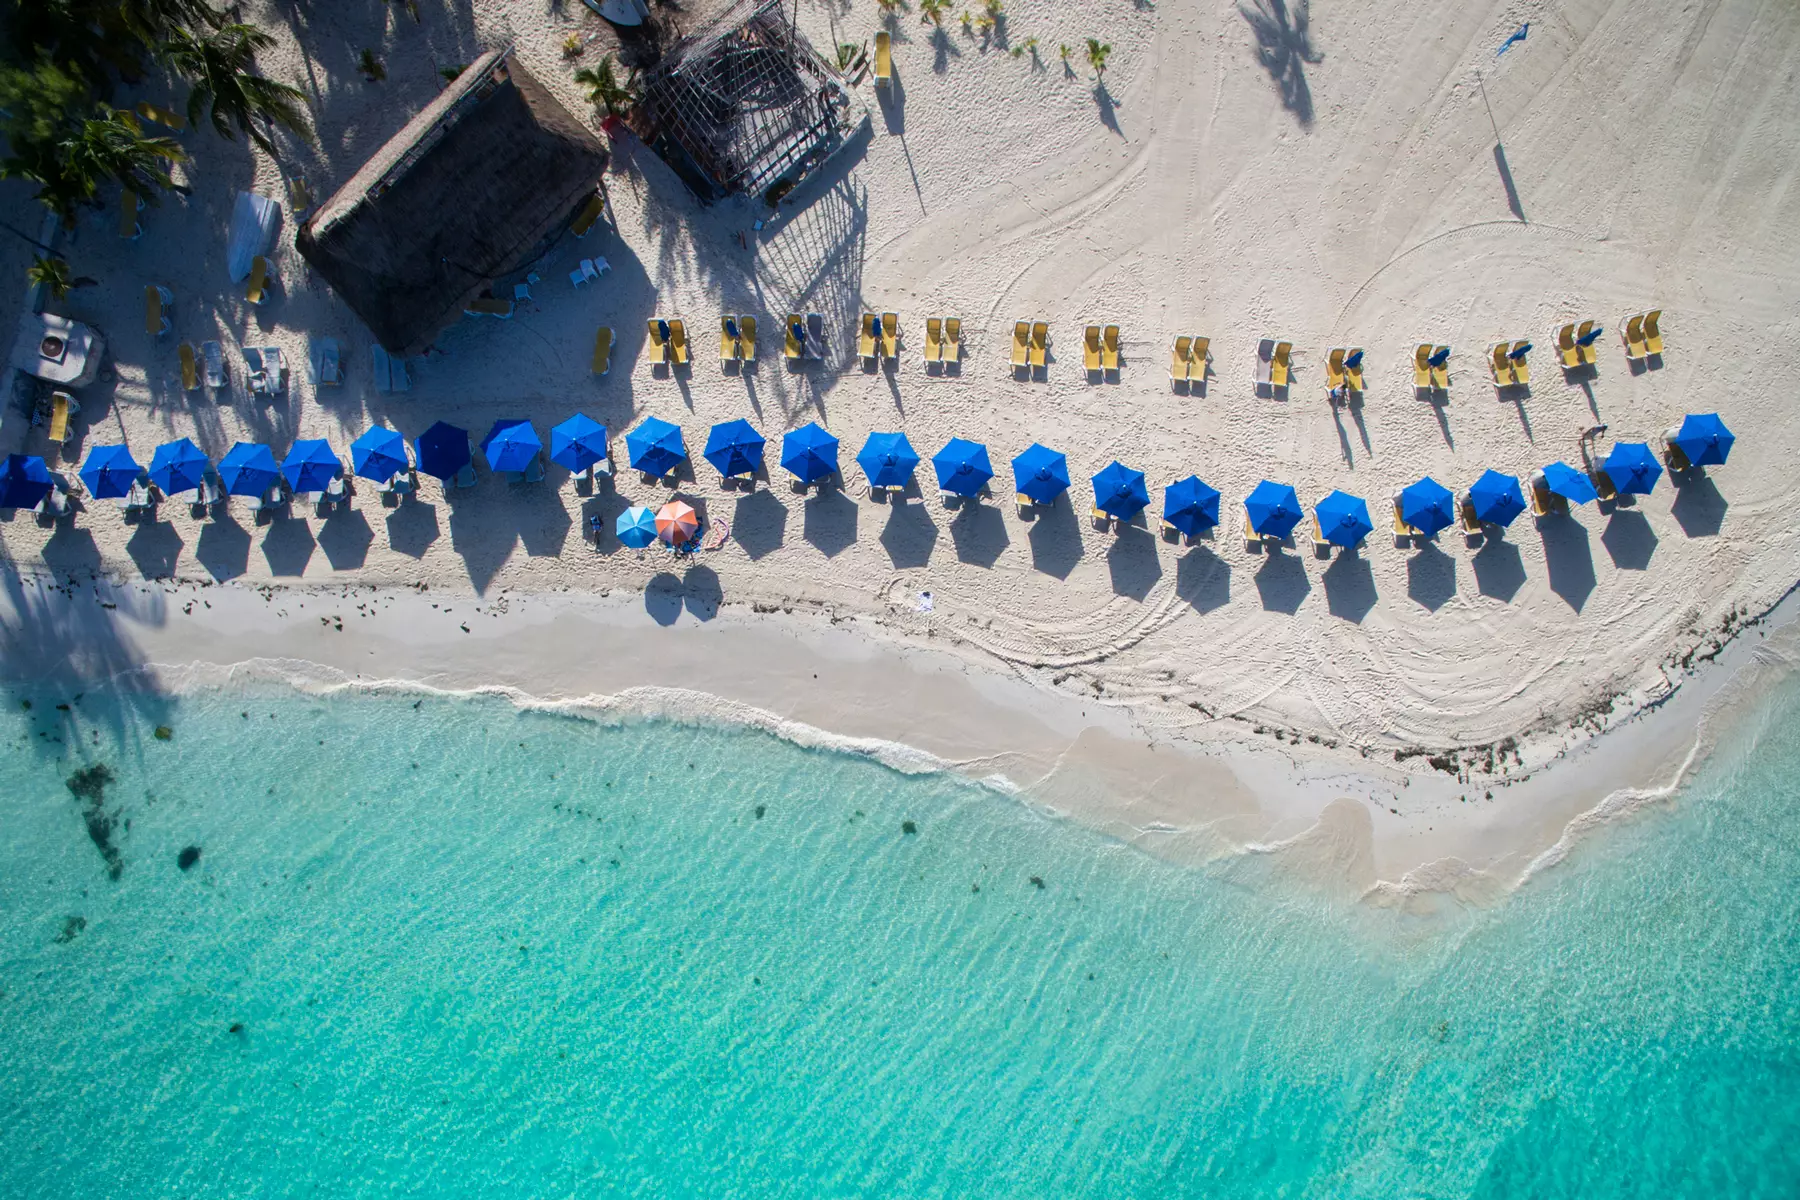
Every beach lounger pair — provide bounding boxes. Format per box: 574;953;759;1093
1413;344;1450;391
1254;339;1292;390
145;285;172;336
923;317;961;364
1170;336;1209;384
719;315;758;362
1621;310;1664;359
1489;340;1532;387
119;189;144;240
1556;321;1602;369
647;318;689;366
1082;325;1121;374
859;312;899;362
1324;347;1364;393
783;313;827;361
1010;321;1047;371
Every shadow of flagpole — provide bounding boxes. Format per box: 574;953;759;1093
1479;74;1525;221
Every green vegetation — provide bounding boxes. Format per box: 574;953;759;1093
161;24;309;153
919;0;952;27
574;55;640;117
27;254;95;300
1086;38;1111;78
358;48;387;82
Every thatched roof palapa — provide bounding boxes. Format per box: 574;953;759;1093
297;49;609;355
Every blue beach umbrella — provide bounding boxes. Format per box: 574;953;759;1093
1245;480;1303;539
1315;489;1373;547
1011;443;1070;504
703;419;766;478
626;416;687;477
148;437;208;496
416;421;472;481
1467;469;1526;527
780;422;839;484
549;414;609;473
1091;461;1149;519
1162;475;1220;536
857;432;921;489
351;427;409;483
1542;461;1598;505
933;438;993;497
282;439;341;494
1672;413;1734;467
615;505;657;548
1602;442;1662;496
217;443;278;497
482;419;542;473
1399;476;1457;538
79;445;142;500
0;454;53;509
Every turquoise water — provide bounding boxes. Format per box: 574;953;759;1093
0;682;1797;1198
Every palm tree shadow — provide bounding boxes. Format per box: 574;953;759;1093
1240;0;1321;128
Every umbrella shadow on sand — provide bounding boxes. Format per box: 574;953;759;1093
645;572;683;626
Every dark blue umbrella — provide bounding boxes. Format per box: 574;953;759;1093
933;438;993;497
218;443;279;497
148;438;208;496
703;419;765;478
1399;476;1457;538
1315;490;1373;547
1245;480;1302;539
482;419;542;473
1542;461;1598;505
1162;475;1220;536
1672;413;1733;467
351;427;409;483
416;421;472;481
781;422;839;484
857;432;920;488
550;414;608;473
1091;461;1149;519
1011;443;1069;504
0;454;53;509
626;416;687;477
1575;323;1605;346
282;439;341;494
616;506;657;548
1602;442;1662;495
1467;469;1526;526
79;445;142;500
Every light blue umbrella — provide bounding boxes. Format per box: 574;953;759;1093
626;417;687;477
148;438;208;496
1399;476;1456;538
282;439;341;494
1314;490;1373;547
416;422;471;480
703;419;765;478
80;445;142;500
550;414;609;473
1245;480;1302;539
1467;469;1525;526
780;422;839;484
857;432;920;488
218;442;279;497
482;419;541;473
1542;461;1598;505
351;427;409;483
1162;475;1220;536
933;438;993;497
1091;461;1149;519
1011;443;1069;504
1671;413;1733;467
0;455;53;509
616;505;657;548
1602;443;1662;496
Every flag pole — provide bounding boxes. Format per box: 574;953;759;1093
1478;74;1501;143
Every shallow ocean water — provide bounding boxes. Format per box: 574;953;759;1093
0;681;1796;1198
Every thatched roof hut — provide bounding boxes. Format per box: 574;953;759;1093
297;50;609;355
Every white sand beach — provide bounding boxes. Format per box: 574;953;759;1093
3;0;1799;893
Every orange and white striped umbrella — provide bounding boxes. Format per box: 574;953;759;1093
655;499;699;544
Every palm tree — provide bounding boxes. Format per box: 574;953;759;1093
573;56;640;118
27;255;96;300
160;22;310;154
1086;38;1112;78
2;105;185;225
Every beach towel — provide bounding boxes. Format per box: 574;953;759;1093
1497;23;1527;56
701;518;731;551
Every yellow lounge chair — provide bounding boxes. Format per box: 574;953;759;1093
246;254;269;305
592;326;613;375
1092;505;1112;529
669;319;689;364
179;343;198;391
1556;323;1580;369
1413;343;1433;389
1459;497;1483;538
1489;342;1516;386
1270;341;1290;388
47;392;74;444
1103;325;1121;371
1029;321;1048;369
784;314;804;360
1310;512;1333;554
1429;346;1449;389
465;297;512;316
1325;347;1345;389
860;313;880;359
1661;435;1691;471
720;316;740;361
739;316;756;362
145;285;169;336
646;319;669;365
1392;499;1420;540
874;30;892;86
881;311;899;359
1016;493;1034;513
286;176;312;212
1643;309;1663;355
1593;469;1617;502
1576;320;1600;366
924;317;942;363
1622;313;1647;359
119;189;142;239
1012;321;1031;369
1082;325;1101;371
943;317;961;362
1171;336;1192;381
1243;511;1262;550
571;193;605;237
1343;348;1364;391
1508;340;1530;385
1189;336;1209;383
136;101;186;130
